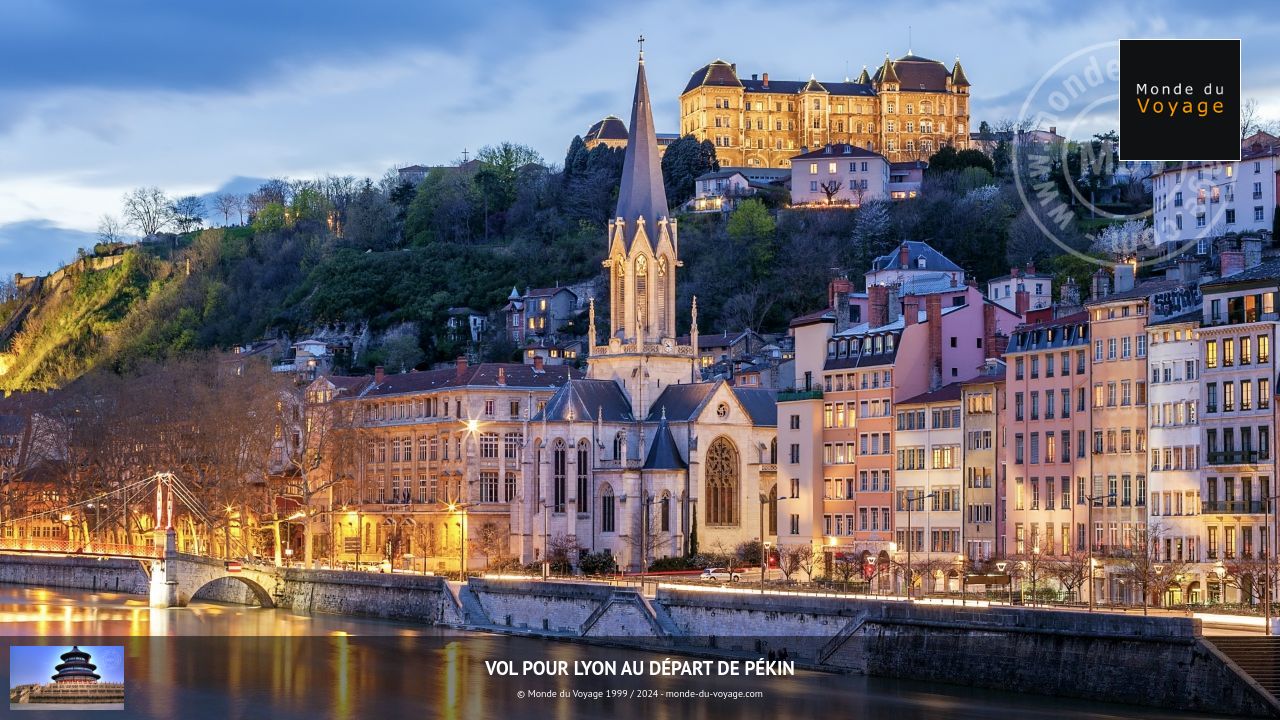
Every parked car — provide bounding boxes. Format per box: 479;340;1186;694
699;567;742;582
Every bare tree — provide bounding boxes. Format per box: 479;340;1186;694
1048;551;1091;603
470;520;508;569
282;380;362;568
1116;525;1190;613
96;215;126;245
819;179;843;204
170;195;206;234
213;194;242;226
122;187;174;238
777;543;812;583
1240;98;1280;142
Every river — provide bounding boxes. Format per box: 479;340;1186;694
0;585;1235;719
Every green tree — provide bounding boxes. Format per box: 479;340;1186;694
660;135;719;206
252;203;289;234
726;199;777;280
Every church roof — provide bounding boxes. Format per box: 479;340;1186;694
732;387;777;427
615;53;670;249
644;414;687;469
536;378;634;423
645;383;717;422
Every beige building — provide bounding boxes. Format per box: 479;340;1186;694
680;52;970;167
960;363;1004;563
313;361;577;572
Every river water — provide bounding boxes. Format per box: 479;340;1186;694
0;585;1234;719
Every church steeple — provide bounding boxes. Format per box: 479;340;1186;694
615;39;669;240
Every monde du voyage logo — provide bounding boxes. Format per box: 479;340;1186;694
1120;39;1240;162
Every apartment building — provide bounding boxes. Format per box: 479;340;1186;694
1198;260;1280;602
1145;308;1204;604
895;383;966;591
1002;311;1092;567
960;361;1005;563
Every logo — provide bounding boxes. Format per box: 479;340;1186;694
1120;39;1240;162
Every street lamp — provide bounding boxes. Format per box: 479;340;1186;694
996;560;1011;604
759;493;772;595
1085;491;1117;612
904;491;936;600
447;502;473;580
1214;561;1227;606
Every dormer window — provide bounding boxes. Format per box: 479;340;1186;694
916;256;926;269
874;336;883;354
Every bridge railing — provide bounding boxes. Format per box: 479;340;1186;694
0;537;162;559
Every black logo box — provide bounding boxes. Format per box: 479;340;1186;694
1119;39;1240;162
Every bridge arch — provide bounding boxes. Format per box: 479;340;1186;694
187;575;276;608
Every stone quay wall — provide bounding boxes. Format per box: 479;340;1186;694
1;556;1274;717
0;554;149;594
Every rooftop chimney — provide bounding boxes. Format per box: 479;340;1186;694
374;365;384;384
982;301;997;359
925;295;943;390
1026;261;1036;275
1113;263;1135;293
1219;250;1245;278
752;73;758;80
886;284;902;324
903;295;920;326
455;356;468;378
1015;289;1030;317
497;367;506;386
868;285;889;327
898;242;910;269
762;72;769;88
1090;269;1111;301
1178;257;1201;284
533;355;545;372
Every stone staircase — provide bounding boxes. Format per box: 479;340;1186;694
455;583;491;626
816;611;868;664
643;596;681;636
1207;637;1280;700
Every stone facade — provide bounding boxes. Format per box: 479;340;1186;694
680;53;971;167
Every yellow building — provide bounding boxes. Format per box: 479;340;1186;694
679;52;970;167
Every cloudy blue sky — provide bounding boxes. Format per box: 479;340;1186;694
2;0;1278;276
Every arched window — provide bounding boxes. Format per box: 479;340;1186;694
613;254;626;336
614;431;626;461
576;440;590;513
552;439;567;513
601;484;616;533
660;492;671;532
635;255;649;336
770;437;778;464
706;437;740;525
656;256;669;338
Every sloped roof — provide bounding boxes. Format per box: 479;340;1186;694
536;379;634;423
362;363;578;398
732;387;777;427
870;241;962;273
873;53;953;91
646;383;717;422
951;59;970;87
644;415;687;469
525;286;576;299
1202;258;1280;290
791;144;888;161
898;382;965;406
683;60;744;93
585;115;628;142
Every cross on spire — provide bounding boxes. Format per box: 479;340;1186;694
638;34;645;62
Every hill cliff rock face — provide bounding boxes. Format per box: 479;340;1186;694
0;252;158;393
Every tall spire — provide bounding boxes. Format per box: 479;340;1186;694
615;37;669;239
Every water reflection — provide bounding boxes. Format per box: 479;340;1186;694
0;585;1232;720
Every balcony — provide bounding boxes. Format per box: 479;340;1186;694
1202;500;1265;514
778;389;823;402
1207;450;1262;466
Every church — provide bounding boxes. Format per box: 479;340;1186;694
516;45;778;571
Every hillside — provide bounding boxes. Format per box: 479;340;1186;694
0;139;1125;394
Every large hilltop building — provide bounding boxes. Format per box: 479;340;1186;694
680;52;971;167
521;47;778;571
